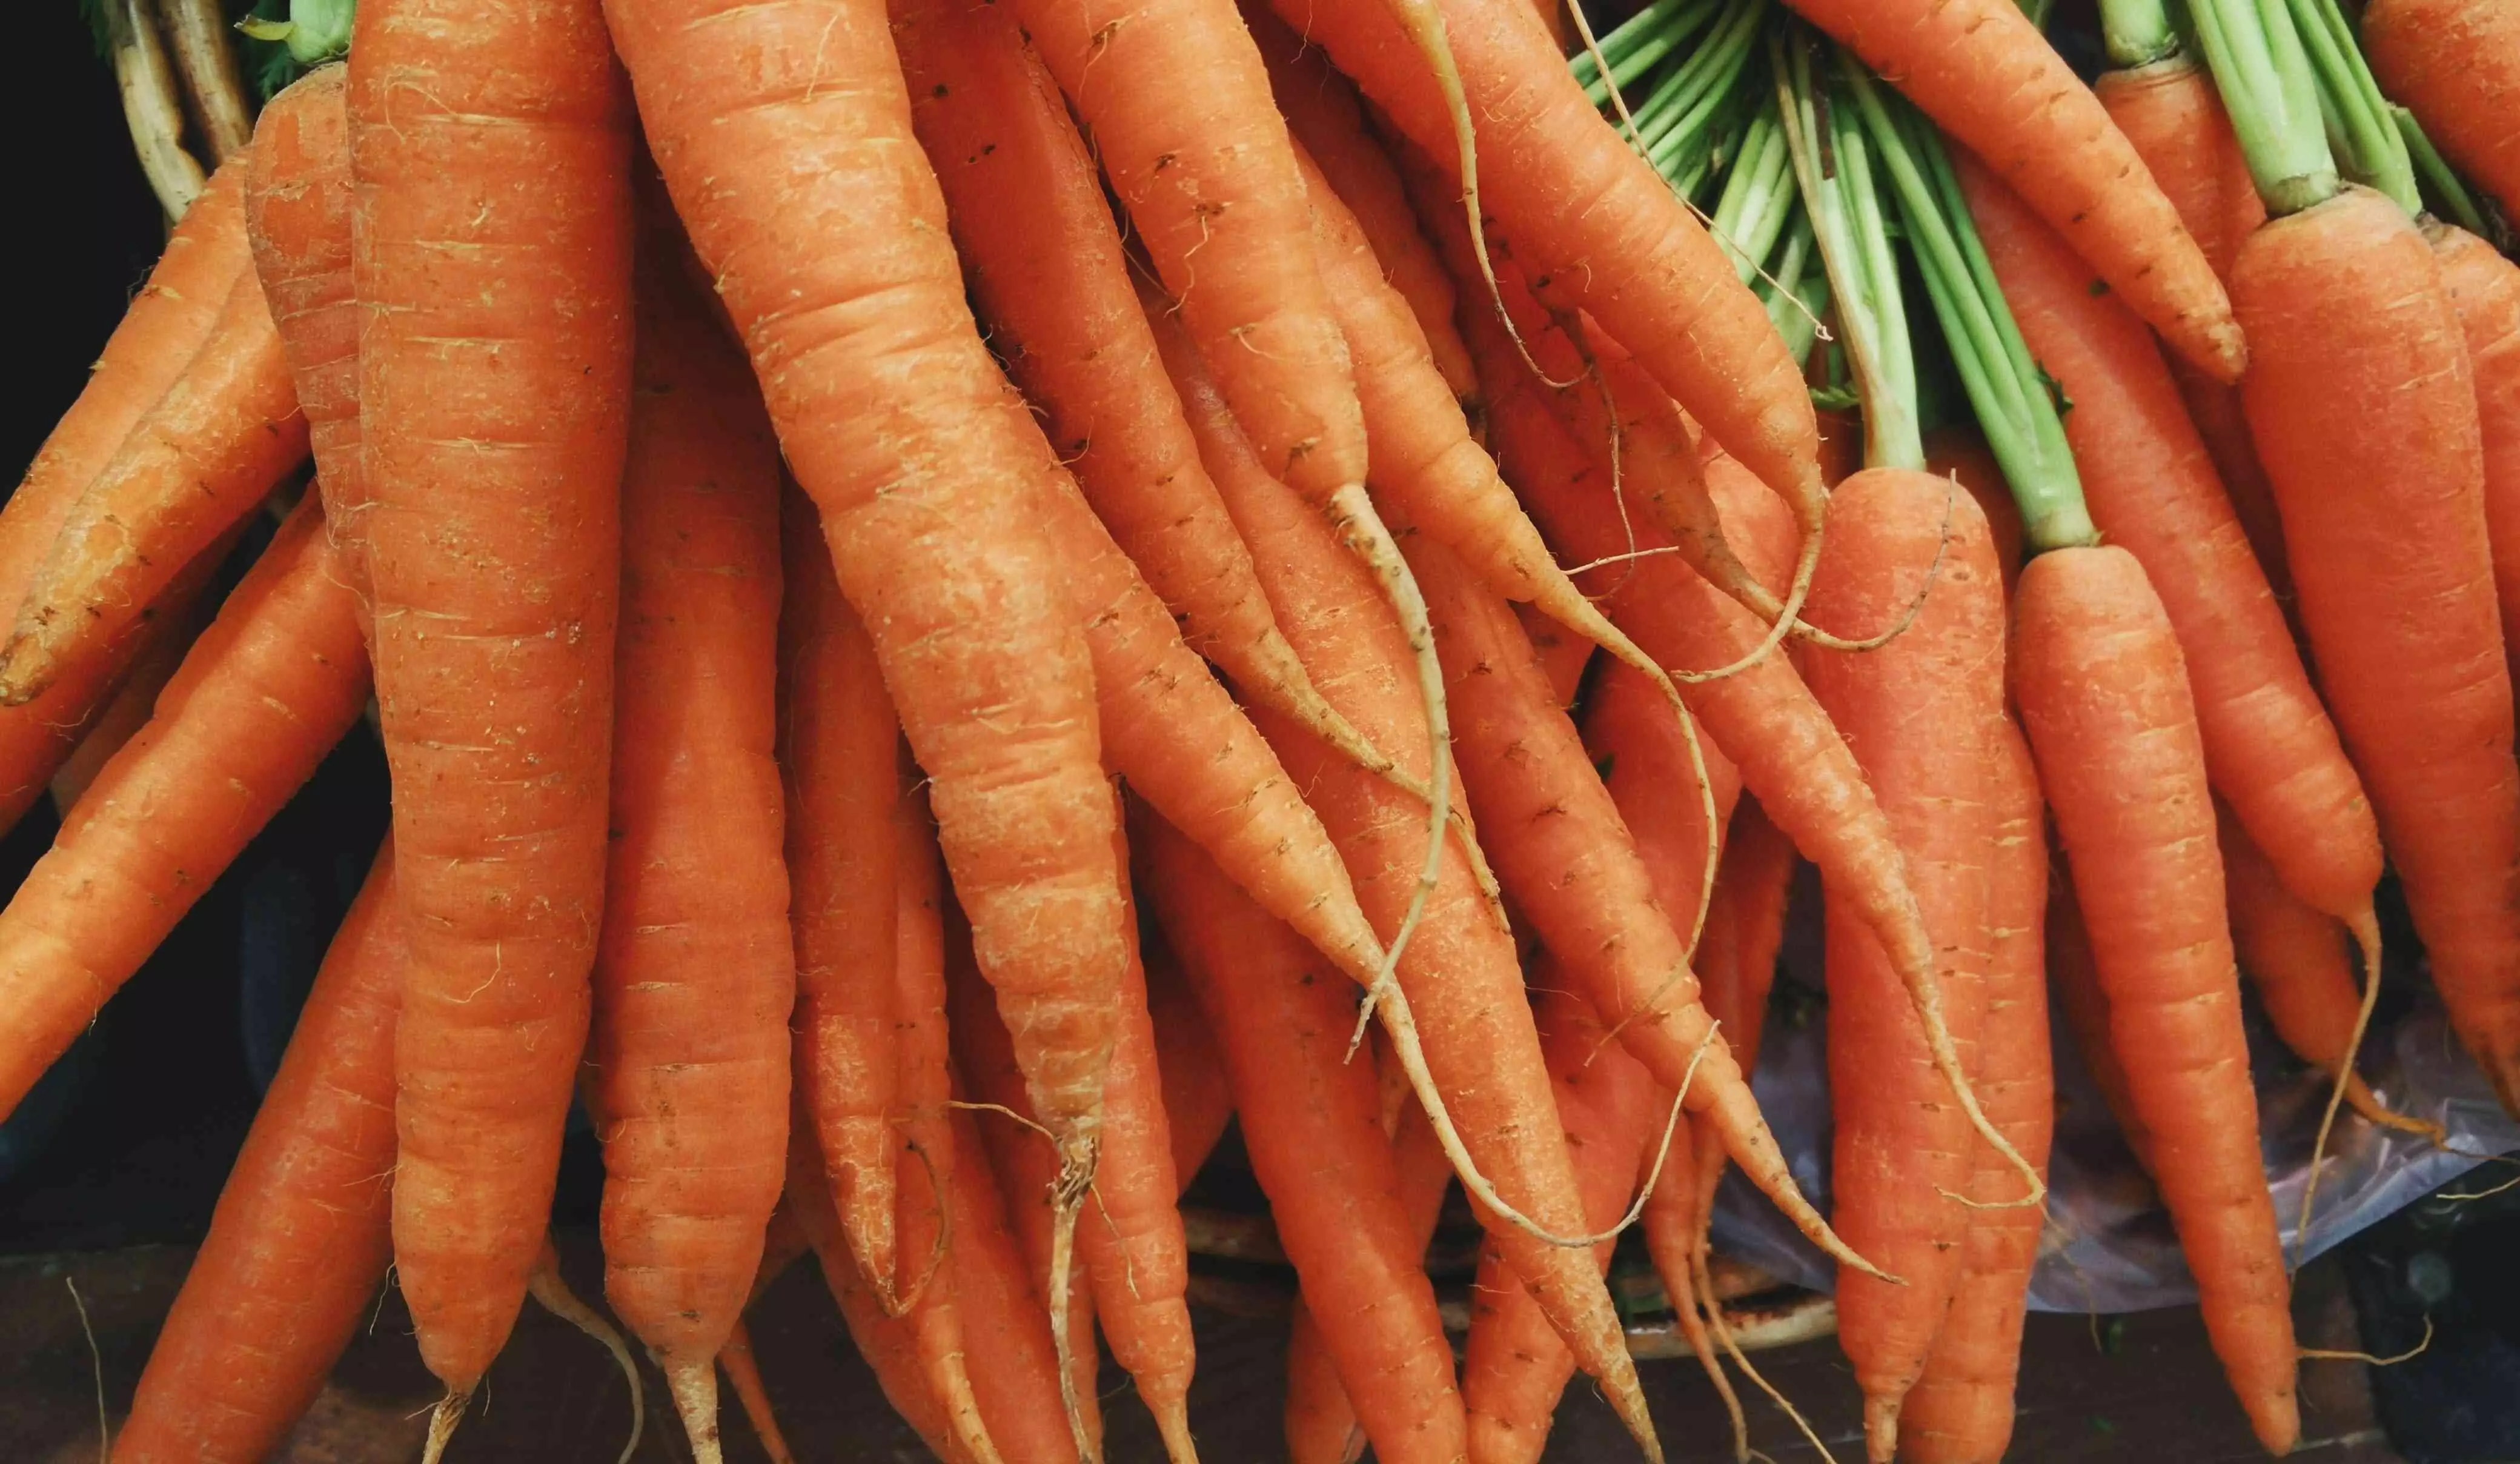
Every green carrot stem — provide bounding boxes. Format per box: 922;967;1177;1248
235;0;355;65
2284;0;2418;213
1709;98;1797;284
2394;105;2495;239
2098;0;2179;65
2189;0;2341;215
1573;0;1719;99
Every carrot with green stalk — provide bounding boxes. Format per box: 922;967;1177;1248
2362;0;2520;221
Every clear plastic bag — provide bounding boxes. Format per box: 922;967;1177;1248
1705;870;2520;1313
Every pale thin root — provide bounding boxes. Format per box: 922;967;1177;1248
1913;946;2045;1213
528;1247;645;1464
1153;1392;1202;1464
947;1098;1054;1139
2301;1315;2432;1366
2296;911;2393;1260
666;1360;725;1464
2441;1171;2520;1202
718;1320;799;1464
1371;757;1512;939
1662;511;1817;686
1699;1266;1839;1464
1328;484;1454;1057
1669;1247;1755;1462
884;1137;953;1319
1775;473;1960;655
420;1392;471;1464
1047;1135;1105;1464
68;1277;105;1463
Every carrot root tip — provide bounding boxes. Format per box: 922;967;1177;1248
667;1360;726;1464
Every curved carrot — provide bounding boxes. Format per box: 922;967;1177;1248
1265;0;1823;505
1956;155;2382;938
1900;720;2053;1464
0;497;366;1122
2233;187;2520;1111
113;842;402;1464
1794;470;2004;1462
2364;0;2520;218
777;491;903;1303
2430;224;2520;673
1785;0;2246;383
2012;544;2296;1454
588;251;794;1462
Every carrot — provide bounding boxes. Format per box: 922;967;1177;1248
777;490;903;1302
1283;1306;1368;1464
351;2;631;1438
585;247;794;1463
2429;224;2520;676
1921;427;2022;593
947;1100;1090;1464
1584;660;1745;907
716;1321;798;1464
607;6;1137;1446
113;841;402;1464
2012;544;2297;1454
2231;186;2520;1112
1519;602;1596;710
890;0;1381;776
1782;0;2246;383
1710;799;1794;1081
1899;720;2054;1464
46;587;201;813
1954;155;2384;947
1263;0;1825;505
1461;982;1672;1464
1199;360;1662;1456
0;496;366;1121
2218;804;2434;1139
244;67;371;610
2092;56;2292;604
1138;807;1467;1464
1148;941;1235;1185
2045;862;2156;1175
0;262;307;706
2364;0;2520;218
1794;471;2006;1463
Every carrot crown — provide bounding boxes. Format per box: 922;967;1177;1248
237;0;356;68
2100;0;2181;69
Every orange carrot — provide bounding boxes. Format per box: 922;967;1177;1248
1922;426;2022;593
1284;1305;1368;1464
0;497;366;1121
2046;863;2156;1175
2233;187;2520;1111
350;2;632;1438
2364;0;2520;217
1900;720;2053;1464
2430;224;2520;675
2012;545;2296;1453
1519;601;1596;709
947;1100;1089;1464
1148;940;1235;1186
1785;0;2246;382
1794;471;2006;1462
245;67;371;609
716;1321;798;1464
113;842;402;1464
1264;0;1823;504
1139;807;1467;1464
586;249;794;1460
777;490;902;1302
46;525;237;813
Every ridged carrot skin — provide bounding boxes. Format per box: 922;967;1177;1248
0;497;367;1122
353;0;632;1398
2365;0;2520;217
1147;943;1235;1184
2430;225;2520;673
2013;545;2295;1454
113;843;403;1464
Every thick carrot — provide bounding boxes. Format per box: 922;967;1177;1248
586;250;794;1462
2012;544;2296;1453
1785;0;2246;382
890;0;1375;771
777;490;902;1302
350;2;632;1437
0;264;307;705
1957;155;2382;940
606;8;1136;1440
1265;0;1823;504
1138;808;1467;1464
2429;224;2520;673
1794;470;2004;1462
245;67;371;608
113;841;402;1464
1147;942;1235;1185
0;497;366;1121
2364;0;2520;217
1899;720;2053;1464
2233;186;2520;1111
2094;58;2291;603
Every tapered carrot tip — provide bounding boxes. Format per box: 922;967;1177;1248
669;1360;726;1464
1866;1392;1900;1463
2246;1388;2302;1457
420;1390;469;1464
1153;1392;1202;1464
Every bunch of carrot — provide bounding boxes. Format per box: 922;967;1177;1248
11;0;2520;1458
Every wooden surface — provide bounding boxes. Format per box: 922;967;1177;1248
1;1231;2399;1463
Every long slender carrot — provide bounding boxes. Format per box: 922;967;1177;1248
605;9;1136;1445
47;582;202;813
777;490;902;1302
2233;186;2520;1111
947;1100;1090;1464
2363;0;2520;216
245;67;371;609
2045;861;2156;1176
1955;155;2382;943
0;496;366;1121
1783;0;2246;382
1147;942;1235;1186
1138;808;1467;1464
112;841;402;1464
1795;470;2004;1463
1899;720;2053;1464
586;248;794;1463
1265;0;1823;504
890;0;1379;774
1283;1306;1368;1464
2429;224;2520;673
352;2;631;1437
2013;544;2296;1454
0;264;307;706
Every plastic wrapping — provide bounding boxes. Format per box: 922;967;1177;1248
1706;868;2520;1312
